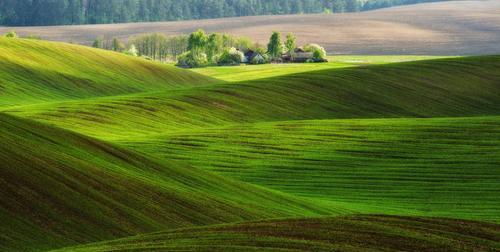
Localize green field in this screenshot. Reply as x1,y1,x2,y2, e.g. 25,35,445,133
190,55,451,82
119,116,500,222
0,38,218,106
0,113,348,251
52,215,500,252
4,55,499,140
0,38,499,251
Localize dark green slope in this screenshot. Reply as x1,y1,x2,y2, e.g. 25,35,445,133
0,38,219,107
0,113,345,251
8,56,500,139
52,215,500,252
120,116,500,222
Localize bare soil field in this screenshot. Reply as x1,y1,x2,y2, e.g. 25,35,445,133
1,0,499,55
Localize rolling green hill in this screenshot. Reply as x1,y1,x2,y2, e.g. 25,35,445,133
5,56,500,140
0,38,218,106
1,38,500,252
119,116,500,222
0,113,348,252
52,215,500,252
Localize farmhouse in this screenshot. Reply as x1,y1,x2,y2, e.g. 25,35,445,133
243,49,266,64
282,47,314,63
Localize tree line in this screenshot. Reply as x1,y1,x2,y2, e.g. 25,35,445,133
92,32,255,63
90,29,327,67
0,0,442,26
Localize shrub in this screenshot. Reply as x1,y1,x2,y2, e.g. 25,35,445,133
250,54,268,64
177,51,208,68
313,49,328,62
124,44,138,57
218,47,244,66
304,43,327,61
4,31,17,38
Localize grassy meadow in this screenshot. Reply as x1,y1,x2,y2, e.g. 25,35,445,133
119,116,500,222
52,215,500,252
190,55,451,82
0,38,499,251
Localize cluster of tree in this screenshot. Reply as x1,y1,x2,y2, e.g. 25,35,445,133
177,30,257,67
92,34,188,61
91,32,255,63
0,0,442,26
362,0,442,11
3,31,18,38
90,29,328,68
177,29,327,68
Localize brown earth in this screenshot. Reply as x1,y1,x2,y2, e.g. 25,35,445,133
1,0,499,55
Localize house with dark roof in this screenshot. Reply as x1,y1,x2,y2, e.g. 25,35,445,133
282,47,314,63
243,49,266,64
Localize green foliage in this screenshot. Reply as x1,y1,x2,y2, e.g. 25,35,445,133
178,31,277,67
285,33,296,54
304,43,327,61
285,33,297,61
217,47,244,66
267,31,283,59
188,29,208,53
234,36,253,51
0,0,423,26
92,37,103,48
177,51,208,68
312,49,327,62
123,44,138,57
130,33,188,61
4,30,17,38
206,33,224,63
250,54,267,64
304,43,326,56
111,37,125,52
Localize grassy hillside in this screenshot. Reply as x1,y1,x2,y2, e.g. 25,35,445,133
52,215,500,252
1,38,500,252
190,55,449,82
0,113,349,252
0,38,218,106
119,116,500,222
6,56,500,140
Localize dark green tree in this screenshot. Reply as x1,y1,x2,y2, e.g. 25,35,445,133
188,29,208,54
267,31,283,59
206,33,224,62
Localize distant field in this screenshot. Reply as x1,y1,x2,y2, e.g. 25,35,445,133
1,0,499,55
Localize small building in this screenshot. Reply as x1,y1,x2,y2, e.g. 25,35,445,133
244,49,266,64
282,47,314,63
243,49,255,63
